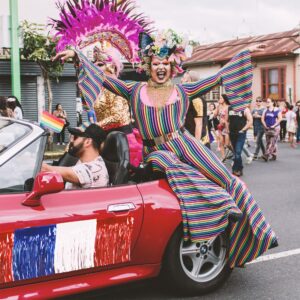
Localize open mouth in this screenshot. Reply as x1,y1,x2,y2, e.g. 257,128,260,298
157,70,166,80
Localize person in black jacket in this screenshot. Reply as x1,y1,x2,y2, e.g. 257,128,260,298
225,96,253,177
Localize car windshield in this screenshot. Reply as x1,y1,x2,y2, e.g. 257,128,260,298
0,119,31,153
0,137,42,193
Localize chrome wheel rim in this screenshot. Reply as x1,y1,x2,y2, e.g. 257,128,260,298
179,233,227,283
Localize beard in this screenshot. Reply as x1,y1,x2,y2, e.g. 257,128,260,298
68,141,84,157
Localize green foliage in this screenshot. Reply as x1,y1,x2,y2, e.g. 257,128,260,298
20,20,63,78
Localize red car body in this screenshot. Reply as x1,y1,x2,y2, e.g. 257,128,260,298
0,118,182,299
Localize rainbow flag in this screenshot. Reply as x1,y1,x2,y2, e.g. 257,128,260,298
40,111,65,133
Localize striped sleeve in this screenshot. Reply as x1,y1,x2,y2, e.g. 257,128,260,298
219,50,253,112
182,73,221,100
103,77,136,101
76,51,135,108
182,50,253,112
77,51,104,110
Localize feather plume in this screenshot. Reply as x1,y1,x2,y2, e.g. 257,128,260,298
50,0,153,63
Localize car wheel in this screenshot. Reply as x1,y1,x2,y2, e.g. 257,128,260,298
162,226,232,295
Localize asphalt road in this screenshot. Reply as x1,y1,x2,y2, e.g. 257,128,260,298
63,141,300,300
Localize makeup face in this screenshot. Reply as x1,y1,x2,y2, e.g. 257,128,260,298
150,56,172,84
94,61,116,76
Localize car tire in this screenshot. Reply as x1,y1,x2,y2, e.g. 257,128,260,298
162,226,232,295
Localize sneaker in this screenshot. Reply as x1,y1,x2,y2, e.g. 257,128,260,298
269,155,277,161
62,142,66,146
56,142,61,145
253,154,258,160
246,155,254,164
261,155,269,162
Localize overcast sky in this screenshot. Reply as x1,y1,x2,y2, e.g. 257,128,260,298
1,0,300,44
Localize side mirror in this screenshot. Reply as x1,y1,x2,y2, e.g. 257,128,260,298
22,172,64,207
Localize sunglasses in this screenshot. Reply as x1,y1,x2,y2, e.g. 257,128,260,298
256,100,262,103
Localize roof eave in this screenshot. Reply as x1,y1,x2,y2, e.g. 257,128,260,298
183,60,222,69
184,51,299,68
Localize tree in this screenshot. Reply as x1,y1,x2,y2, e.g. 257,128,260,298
21,20,64,149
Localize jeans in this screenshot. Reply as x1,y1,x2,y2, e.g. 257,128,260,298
254,129,265,156
297,124,300,142
230,132,246,172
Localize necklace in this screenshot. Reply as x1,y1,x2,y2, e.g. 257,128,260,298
146,79,174,109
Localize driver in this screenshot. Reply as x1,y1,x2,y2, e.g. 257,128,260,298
42,123,109,189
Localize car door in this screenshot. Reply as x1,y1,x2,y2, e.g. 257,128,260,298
0,128,143,287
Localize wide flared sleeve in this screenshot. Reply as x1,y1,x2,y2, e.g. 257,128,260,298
182,50,253,112
76,50,136,107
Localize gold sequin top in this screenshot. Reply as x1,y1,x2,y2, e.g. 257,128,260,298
94,88,131,131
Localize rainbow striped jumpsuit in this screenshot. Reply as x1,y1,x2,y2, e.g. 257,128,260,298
77,50,278,267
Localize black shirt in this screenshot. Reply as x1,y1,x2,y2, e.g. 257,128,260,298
228,107,247,133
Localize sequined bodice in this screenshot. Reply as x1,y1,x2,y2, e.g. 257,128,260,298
94,88,131,130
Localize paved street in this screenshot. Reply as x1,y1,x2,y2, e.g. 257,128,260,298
63,141,300,300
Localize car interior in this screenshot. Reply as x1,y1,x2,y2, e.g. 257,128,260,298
54,131,165,186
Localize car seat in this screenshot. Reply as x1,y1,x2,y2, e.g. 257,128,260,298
101,131,130,185
57,131,129,185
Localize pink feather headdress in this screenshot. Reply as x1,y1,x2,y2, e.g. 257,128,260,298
50,0,153,63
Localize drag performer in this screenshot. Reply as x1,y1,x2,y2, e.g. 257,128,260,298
52,0,278,268
92,45,143,167
51,0,148,167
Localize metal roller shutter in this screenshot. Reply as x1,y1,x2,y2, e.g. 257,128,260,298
0,76,11,95
21,77,38,121
0,76,38,121
48,77,78,128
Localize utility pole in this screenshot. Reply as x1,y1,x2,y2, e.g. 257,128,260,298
10,0,21,101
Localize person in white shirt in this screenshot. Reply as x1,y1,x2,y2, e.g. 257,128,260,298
42,123,109,189
285,105,297,148
7,96,23,119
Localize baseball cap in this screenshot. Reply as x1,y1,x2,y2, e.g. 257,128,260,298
68,123,106,148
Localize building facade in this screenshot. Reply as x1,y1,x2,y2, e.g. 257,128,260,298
183,29,300,105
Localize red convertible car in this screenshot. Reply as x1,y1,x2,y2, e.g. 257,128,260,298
0,117,230,299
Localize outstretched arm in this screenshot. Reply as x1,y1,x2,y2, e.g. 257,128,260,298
182,44,265,111
53,49,136,106
182,50,252,101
